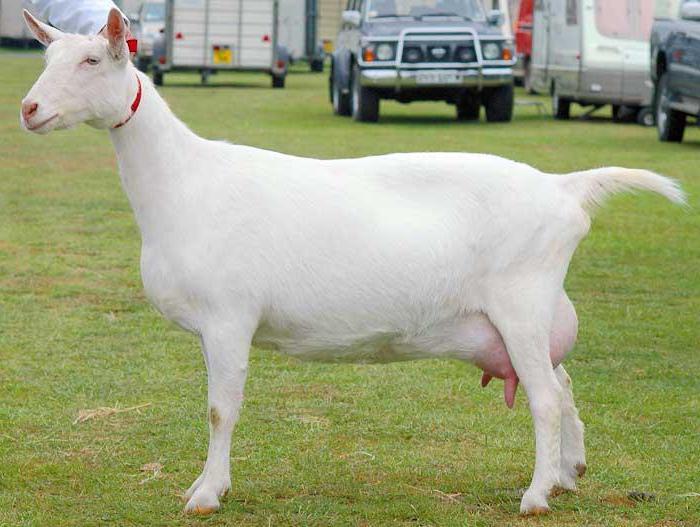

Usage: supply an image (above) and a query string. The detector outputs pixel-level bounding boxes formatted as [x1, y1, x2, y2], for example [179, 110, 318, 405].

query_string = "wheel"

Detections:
[483, 83, 514, 122]
[351, 65, 379, 122]
[136, 56, 151, 73]
[153, 69, 163, 86]
[552, 84, 571, 119]
[331, 69, 352, 116]
[272, 75, 285, 88]
[201, 70, 210, 84]
[636, 106, 655, 127]
[655, 72, 686, 142]
[456, 93, 480, 121]
[310, 57, 324, 72]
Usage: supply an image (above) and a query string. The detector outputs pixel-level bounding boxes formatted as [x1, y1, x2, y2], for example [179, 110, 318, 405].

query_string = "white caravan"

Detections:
[531, 0, 666, 125]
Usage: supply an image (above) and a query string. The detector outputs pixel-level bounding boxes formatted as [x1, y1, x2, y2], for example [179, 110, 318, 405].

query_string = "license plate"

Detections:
[212, 45, 232, 65]
[415, 71, 461, 85]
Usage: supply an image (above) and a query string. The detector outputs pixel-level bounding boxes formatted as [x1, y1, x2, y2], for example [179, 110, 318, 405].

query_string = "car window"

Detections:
[366, 0, 486, 21]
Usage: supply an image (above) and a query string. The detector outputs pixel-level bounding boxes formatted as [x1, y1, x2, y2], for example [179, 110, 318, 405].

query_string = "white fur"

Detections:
[21, 9, 685, 516]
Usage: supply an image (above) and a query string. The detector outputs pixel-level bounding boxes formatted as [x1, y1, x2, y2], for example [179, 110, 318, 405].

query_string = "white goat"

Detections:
[20, 9, 685, 516]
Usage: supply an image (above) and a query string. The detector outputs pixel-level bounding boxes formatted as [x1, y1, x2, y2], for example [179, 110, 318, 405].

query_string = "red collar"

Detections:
[113, 74, 142, 129]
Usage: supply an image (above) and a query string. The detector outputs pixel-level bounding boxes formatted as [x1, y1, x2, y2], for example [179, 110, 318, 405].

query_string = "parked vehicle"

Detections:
[152, 0, 288, 88]
[514, 0, 533, 91]
[651, 0, 700, 142]
[130, 0, 165, 72]
[530, 0, 656, 126]
[1, 0, 30, 44]
[330, 0, 516, 122]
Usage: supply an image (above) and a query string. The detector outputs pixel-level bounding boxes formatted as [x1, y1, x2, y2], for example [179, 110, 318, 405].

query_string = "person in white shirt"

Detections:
[23, 0, 126, 35]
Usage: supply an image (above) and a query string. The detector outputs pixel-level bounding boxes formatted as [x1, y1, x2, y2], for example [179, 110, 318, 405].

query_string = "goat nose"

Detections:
[22, 101, 39, 121]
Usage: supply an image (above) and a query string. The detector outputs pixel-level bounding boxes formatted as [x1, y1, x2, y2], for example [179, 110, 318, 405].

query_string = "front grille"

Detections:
[401, 41, 477, 64]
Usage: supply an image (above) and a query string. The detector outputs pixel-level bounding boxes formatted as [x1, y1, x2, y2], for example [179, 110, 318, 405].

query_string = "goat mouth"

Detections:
[26, 113, 59, 132]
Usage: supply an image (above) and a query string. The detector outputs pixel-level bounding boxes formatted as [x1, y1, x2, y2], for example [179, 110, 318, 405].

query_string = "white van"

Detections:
[530, 0, 663, 125]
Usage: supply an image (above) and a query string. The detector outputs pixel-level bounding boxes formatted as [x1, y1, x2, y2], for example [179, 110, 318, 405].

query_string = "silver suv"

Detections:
[330, 0, 516, 122]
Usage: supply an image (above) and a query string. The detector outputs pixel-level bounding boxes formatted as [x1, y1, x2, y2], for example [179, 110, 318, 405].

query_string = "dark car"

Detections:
[330, 0, 516, 122]
[651, 0, 700, 142]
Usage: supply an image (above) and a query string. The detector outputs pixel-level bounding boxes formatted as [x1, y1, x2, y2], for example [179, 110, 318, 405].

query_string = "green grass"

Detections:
[0, 50, 698, 527]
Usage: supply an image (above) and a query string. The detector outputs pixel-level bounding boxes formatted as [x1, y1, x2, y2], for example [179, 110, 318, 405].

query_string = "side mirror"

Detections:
[342, 10, 361, 27]
[680, 1, 700, 20]
[486, 9, 504, 26]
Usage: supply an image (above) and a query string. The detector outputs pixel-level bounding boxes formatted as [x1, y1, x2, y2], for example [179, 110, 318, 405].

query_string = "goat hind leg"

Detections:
[184, 323, 252, 515]
[488, 297, 562, 515]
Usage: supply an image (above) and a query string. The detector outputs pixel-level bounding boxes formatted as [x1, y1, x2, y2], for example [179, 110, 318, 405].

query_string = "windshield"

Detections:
[142, 3, 165, 22]
[366, 0, 486, 21]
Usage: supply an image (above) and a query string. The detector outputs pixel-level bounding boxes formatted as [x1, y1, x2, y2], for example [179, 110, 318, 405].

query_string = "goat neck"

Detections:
[108, 69, 196, 239]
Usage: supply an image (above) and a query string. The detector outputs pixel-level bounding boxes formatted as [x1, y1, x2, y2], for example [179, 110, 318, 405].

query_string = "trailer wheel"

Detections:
[656, 73, 685, 142]
[153, 70, 164, 86]
[483, 84, 514, 122]
[272, 75, 285, 88]
[351, 65, 379, 122]
[456, 93, 480, 121]
[310, 57, 324, 72]
[552, 85, 571, 120]
[136, 56, 151, 73]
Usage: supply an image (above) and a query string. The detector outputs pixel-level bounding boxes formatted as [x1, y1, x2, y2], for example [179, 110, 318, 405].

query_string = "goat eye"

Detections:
[85, 57, 100, 65]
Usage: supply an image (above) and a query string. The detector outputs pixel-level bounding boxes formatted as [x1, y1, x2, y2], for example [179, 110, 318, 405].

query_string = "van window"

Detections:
[595, 0, 654, 41]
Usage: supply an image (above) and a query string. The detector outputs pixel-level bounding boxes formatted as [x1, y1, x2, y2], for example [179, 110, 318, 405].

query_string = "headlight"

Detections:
[362, 43, 395, 62]
[456, 45, 476, 62]
[376, 43, 395, 61]
[482, 42, 501, 60]
[403, 46, 423, 63]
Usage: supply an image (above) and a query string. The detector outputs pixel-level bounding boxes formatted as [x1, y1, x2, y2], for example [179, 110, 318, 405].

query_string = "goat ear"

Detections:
[23, 10, 64, 46]
[105, 8, 127, 60]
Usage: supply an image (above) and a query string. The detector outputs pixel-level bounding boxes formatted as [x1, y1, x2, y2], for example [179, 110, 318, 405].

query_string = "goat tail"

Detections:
[558, 167, 687, 214]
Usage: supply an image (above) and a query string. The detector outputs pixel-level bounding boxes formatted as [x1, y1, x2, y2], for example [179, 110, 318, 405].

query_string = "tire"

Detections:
[552, 84, 571, 119]
[153, 70, 163, 86]
[310, 57, 324, 72]
[351, 65, 379, 122]
[272, 75, 285, 88]
[636, 106, 655, 127]
[483, 83, 514, 122]
[136, 56, 151, 73]
[456, 93, 480, 121]
[331, 69, 352, 116]
[655, 73, 686, 142]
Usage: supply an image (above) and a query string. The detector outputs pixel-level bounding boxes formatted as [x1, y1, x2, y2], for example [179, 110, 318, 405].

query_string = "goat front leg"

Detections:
[184, 323, 253, 515]
[555, 365, 586, 491]
[489, 299, 562, 515]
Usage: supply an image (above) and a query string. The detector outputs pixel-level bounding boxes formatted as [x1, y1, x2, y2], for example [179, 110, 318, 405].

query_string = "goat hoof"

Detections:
[184, 489, 220, 515]
[576, 463, 587, 478]
[520, 490, 550, 515]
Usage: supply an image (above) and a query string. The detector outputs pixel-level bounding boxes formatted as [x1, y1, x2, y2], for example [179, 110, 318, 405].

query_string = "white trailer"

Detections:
[154, 0, 288, 88]
[531, 0, 662, 124]
[0, 0, 30, 42]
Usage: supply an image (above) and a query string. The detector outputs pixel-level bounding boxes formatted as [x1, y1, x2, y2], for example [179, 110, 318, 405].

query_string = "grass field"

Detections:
[0, 50, 698, 527]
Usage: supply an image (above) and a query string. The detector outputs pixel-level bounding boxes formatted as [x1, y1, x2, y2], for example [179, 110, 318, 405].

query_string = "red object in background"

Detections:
[175, 32, 183, 40]
[262, 34, 271, 42]
[514, 0, 533, 59]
